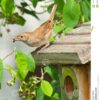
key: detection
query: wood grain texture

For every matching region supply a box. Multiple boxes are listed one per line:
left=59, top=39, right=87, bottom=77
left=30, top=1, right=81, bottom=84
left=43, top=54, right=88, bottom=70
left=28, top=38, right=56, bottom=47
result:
left=72, top=63, right=90, bottom=100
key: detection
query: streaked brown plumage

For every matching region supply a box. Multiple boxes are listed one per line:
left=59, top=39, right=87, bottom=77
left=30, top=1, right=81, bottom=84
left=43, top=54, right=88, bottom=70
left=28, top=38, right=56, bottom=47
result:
left=13, top=5, right=57, bottom=49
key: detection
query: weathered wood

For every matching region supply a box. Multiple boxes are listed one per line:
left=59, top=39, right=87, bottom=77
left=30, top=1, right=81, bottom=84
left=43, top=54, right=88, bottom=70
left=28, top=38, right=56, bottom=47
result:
left=33, top=44, right=90, bottom=64
left=72, top=63, right=90, bottom=100
left=67, top=26, right=91, bottom=35
left=32, top=22, right=91, bottom=64
left=54, top=34, right=90, bottom=44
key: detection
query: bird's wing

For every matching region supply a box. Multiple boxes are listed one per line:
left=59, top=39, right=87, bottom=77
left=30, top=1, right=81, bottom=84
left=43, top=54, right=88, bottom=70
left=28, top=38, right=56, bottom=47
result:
left=31, top=4, right=57, bottom=39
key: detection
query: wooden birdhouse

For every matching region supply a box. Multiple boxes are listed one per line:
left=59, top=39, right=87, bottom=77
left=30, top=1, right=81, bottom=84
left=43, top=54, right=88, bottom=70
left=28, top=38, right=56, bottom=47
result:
left=32, top=22, right=91, bottom=100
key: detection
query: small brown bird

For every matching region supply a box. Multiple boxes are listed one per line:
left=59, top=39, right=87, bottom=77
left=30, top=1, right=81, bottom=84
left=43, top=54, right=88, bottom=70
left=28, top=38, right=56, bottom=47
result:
left=13, top=4, right=57, bottom=51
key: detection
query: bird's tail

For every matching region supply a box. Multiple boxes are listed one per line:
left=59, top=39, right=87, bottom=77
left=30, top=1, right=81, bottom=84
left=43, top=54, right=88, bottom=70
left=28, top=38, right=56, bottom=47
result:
left=49, top=4, right=57, bottom=22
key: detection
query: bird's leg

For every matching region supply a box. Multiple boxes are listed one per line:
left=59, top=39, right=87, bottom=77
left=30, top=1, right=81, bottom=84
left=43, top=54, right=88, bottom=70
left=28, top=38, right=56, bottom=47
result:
left=32, top=45, right=45, bottom=54
left=32, top=42, right=51, bottom=54
left=39, top=42, right=50, bottom=51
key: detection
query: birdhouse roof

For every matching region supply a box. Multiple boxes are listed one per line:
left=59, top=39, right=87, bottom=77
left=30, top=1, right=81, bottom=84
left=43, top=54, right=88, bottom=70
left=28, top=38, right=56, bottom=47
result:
left=32, top=22, right=91, bottom=64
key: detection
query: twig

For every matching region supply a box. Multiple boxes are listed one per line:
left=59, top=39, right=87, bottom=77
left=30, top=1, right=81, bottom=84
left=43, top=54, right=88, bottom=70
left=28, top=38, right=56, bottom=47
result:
left=3, top=50, right=15, bottom=61
left=40, top=68, right=46, bottom=80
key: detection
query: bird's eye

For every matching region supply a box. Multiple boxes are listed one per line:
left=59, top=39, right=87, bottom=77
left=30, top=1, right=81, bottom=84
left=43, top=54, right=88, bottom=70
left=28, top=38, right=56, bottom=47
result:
left=20, top=36, right=23, bottom=38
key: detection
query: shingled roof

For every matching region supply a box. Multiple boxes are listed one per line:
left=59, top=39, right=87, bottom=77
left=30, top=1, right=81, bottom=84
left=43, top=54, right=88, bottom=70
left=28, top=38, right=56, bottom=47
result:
left=32, top=22, right=91, bottom=64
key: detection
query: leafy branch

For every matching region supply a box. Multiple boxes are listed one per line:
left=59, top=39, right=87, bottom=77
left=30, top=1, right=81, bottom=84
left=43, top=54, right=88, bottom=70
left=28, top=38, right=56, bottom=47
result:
left=0, top=49, right=60, bottom=100
left=0, top=0, right=91, bottom=37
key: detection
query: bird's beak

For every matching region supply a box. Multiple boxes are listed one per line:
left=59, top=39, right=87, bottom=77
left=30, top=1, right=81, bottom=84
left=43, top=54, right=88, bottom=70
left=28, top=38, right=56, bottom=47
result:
left=13, top=36, right=20, bottom=43
left=13, top=38, right=15, bottom=42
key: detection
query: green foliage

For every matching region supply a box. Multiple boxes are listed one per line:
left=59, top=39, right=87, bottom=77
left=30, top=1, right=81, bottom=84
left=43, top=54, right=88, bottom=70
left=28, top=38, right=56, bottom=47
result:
left=36, top=87, right=45, bottom=100
left=0, top=0, right=91, bottom=36
left=53, top=24, right=64, bottom=33
left=4, top=13, right=26, bottom=25
left=0, top=59, right=3, bottom=88
left=17, top=6, right=39, bottom=19
left=41, top=80, right=53, bottom=97
left=54, top=0, right=64, bottom=13
left=44, top=66, right=59, bottom=80
left=15, top=51, right=35, bottom=80
left=0, top=0, right=40, bottom=26
left=1, top=0, right=15, bottom=17
left=80, top=0, right=91, bottom=22
left=12, top=13, right=26, bottom=25
left=63, top=0, right=81, bottom=28
left=53, top=92, right=60, bottom=100
left=0, top=50, right=61, bottom=99
left=31, top=0, right=38, bottom=8
left=0, top=0, right=1, bottom=6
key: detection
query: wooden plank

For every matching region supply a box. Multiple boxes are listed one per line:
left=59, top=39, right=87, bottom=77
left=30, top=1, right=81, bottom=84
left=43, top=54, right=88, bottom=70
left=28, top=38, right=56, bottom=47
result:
left=54, top=34, right=90, bottom=44
left=33, top=53, right=81, bottom=64
left=67, top=25, right=91, bottom=35
left=37, top=44, right=90, bottom=54
left=32, top=44, right=90, bottom=64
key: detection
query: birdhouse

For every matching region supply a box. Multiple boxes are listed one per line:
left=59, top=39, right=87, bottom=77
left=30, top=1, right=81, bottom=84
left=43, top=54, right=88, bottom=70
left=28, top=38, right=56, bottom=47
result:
left=32, top=22, right=91, bottom=100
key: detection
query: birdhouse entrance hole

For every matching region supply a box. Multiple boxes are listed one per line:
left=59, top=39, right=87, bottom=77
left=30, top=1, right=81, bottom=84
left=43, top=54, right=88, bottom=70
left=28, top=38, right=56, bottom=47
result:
left=63, top=67, right=79, bottom=100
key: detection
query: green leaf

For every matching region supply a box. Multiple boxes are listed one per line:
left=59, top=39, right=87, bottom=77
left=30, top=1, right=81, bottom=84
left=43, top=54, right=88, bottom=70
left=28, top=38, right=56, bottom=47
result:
left=36, top=87, right=44, bottom=100
left=21, top=2, right=28, bottom=7
left=17, top=6, right=39, bottom=19
left=41, top=80, right=53, bottom=97
left=53, top=92, right=60, bottom=100
left=49, top=36, right=56, bottom=42
left=51, top=80, right=58, bottom=91
left=0, top=0, right=1, bottom=6
left=0, top=59, right=3, bottom=88
left=80, top=0, right=90, bottom=22
left=15, top=51, right=35, bottom=80
left=31, top=0, right=38, bottom=8
left=53, top=24, right=64, bottom=33
left=44, top=66, right=59, bottom=80
left=5, top=13, right=25, bottom=25
left=27, top=54, right=35, bottom=72
left=54, top=0, right=64, bottom=13
left=43, top=96, right=51, bottom=100
left=63, top=0, right=81, bottom=28
left=1, top=0, right=15, bottom=17
left=13, top=13, right=26, bottom=25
